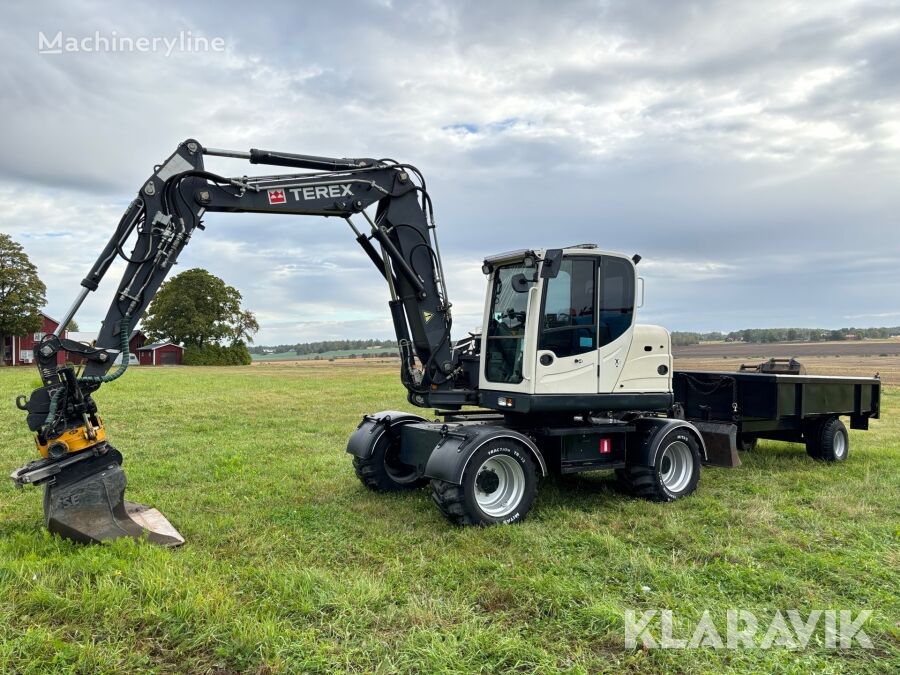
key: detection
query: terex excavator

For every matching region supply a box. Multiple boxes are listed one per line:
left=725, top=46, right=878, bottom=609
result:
left=10, top=140, right=881, bottom=545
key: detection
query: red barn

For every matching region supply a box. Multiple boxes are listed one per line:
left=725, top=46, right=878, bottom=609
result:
left=2, top=313, right=67, bottom=367
left=136, top=342, right=183, bottom=366
left=129, top=329, right=147, bottom=353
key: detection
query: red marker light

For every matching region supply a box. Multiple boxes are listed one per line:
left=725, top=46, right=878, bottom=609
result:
left=599, top=438, right=611, bottom=454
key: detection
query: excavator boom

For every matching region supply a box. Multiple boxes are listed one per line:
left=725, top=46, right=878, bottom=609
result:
left=12, top=139, right=475, bottom=546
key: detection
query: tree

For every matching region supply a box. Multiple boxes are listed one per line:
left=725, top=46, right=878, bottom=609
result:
left=0, top=233, right=47, bottom=340
left=231, top=309, right=259, bottom=345
left=142, top=268, right=257, bottom=348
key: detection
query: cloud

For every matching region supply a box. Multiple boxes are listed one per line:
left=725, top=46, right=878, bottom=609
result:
left=1, top=0, right=898, bottom=343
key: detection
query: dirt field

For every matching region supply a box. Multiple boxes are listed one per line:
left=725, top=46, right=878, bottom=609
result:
left=674, top=338, right=900, bottom=359
left=254, top=352, right=898, bottom=385
left=675, top=355, right=897, bottom=385
left=674, top=339, right=899, bottom=385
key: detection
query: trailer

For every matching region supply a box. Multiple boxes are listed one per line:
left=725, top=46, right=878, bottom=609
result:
left=674, top=370, right=881, bottom=466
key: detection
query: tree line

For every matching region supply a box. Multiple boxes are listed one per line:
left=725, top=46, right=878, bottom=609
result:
left=672, top=327, right=900, bottom=346
left=249, top=339, right=398, bottom=356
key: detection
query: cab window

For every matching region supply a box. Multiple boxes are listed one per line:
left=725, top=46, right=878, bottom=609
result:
left=484, top=263, right=535, bottom=383
left=538, top=258, right=596, bottom=358
left=598, top=256, right=634, bottom=346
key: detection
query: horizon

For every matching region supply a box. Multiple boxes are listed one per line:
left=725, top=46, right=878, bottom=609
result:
left=253, top=324, right=900, bottom=349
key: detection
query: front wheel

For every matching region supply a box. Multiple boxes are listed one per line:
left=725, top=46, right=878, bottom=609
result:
left=619, top=429, right=701, bottom=502
left=431, top=440, right=537, bottom=526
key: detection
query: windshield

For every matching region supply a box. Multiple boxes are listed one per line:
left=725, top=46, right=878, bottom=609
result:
left=485, top=263, right=535, bottom=383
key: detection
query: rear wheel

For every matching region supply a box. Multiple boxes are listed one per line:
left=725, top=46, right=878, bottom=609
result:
left=806, top=417, right=849, bottom=462
left=618, top=429, right=701, bottom=502
left=431, top=440, right=537, bottom=526
left=353, top=429, right=427, bottom=491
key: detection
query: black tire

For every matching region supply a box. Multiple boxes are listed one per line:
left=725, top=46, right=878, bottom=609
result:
left=431, top=440, right=538, bottom=526
left=805, top=417, right=849, bottom=462
left=738, top=435, right=757, bottom=452
left=618, top=428, right=701, bottom=502
left=352, top=429, right=428, bottom=492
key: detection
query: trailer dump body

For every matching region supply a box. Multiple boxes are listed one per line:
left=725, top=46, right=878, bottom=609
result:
left=674, top=371, right=881, bottom=441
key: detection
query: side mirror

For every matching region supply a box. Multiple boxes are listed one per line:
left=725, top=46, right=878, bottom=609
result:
left=511, top=273, right=532, bottom=293
left=540, top=249, right=563, bottom=279
left=637, top=277, right=645, bottom=308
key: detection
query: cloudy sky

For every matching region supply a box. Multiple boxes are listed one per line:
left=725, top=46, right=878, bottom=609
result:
left=2, top=0, right=899, bottom=344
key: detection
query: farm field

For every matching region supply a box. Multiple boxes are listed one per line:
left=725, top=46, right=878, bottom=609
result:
left=252, top=348, right=399, bottom=361
left=0, top=365, right=897, bottom=673
left=674, top=338, right=900, bottom=359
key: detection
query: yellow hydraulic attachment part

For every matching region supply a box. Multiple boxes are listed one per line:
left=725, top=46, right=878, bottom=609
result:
left=36, top=419, right=107, bottom=459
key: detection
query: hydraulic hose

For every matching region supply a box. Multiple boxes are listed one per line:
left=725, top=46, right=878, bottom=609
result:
left=41, top=388, right=65, bottom=436
left=41, top=317, right=132, bottom=436
left=78, top=314, right=132, bottom=385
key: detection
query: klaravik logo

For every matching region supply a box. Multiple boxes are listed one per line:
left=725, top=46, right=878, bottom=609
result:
left=624, top=609, right=873, bottom=650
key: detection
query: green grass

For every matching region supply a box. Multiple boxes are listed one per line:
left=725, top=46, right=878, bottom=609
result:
left=1, top=365, right=897, bottom=673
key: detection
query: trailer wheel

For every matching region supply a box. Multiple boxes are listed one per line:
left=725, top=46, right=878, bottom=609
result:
left=430, top=440, right=537, bottom=526
left=620, top=429, right=701, bottom=502
left=806, top=417, right=849, bottom=462
left=352, top=432, right=428, bottom=492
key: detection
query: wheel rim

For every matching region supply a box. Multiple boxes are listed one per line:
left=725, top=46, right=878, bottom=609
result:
left=474, top=454, right=525, bottom=518
left=833, top=431, right=847, bottom=458
left=659, top=441, right=693, bottom=494
left=383, top=439, right=419, bottom=484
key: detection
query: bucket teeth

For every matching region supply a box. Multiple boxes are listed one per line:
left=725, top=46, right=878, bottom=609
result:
left=38, top=445, right=184, bottom=547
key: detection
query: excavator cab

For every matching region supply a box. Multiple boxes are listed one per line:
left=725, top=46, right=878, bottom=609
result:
left=477, top=246, right=672, bottom=413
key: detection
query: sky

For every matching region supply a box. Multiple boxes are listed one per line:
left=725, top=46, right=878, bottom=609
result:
left=1, top=0, right=899, bottom=344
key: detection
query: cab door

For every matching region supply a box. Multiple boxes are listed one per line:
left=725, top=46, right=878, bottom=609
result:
left=596, top=256, right=636, bottom=393
left=534, top=257, right=598, bottom=395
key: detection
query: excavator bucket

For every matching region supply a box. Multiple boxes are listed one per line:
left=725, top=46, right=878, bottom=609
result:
left=12, top=446, right=184, bottom=547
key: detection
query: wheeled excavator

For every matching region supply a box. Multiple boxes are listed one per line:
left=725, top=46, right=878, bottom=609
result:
left=13, top=139, right=875, bottom=546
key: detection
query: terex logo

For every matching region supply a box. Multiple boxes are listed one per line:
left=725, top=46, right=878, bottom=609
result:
left=290, top=185, right=354, bottom=201
left=267, top=189, right=286, bottom=205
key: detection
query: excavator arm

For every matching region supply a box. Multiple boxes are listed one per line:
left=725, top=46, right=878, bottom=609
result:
left=11, top=139, right=477, bottom=545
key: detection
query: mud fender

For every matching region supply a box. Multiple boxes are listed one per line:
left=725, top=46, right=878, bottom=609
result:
left=424, top=425, right=548, bottom=484
left=346, top=410, right=428, bottom=459
left=627, top=418, right=707, bottom=467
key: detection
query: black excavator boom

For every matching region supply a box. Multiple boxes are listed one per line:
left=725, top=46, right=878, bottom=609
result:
left=12, top=139, right=475, bottom=546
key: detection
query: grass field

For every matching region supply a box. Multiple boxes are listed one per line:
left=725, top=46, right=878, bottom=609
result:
left=1, top=364, right=898, bottom=673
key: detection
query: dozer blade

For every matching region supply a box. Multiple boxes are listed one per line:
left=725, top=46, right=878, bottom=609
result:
left=31, top=446, right=183, bottom=547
